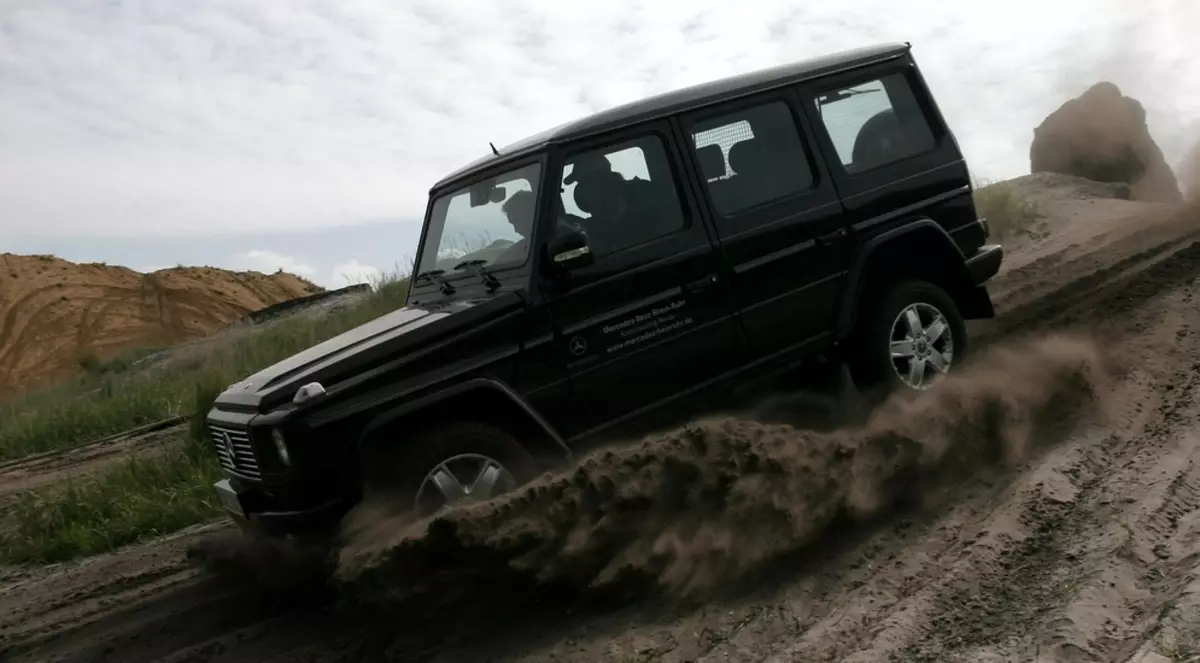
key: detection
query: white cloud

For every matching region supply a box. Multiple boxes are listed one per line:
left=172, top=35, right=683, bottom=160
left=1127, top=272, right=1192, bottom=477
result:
left=330, top=260, right=381, bottom=288
left=231, top=249, right=317, bottom=278
left=1, top=1, right=1197, bottom=241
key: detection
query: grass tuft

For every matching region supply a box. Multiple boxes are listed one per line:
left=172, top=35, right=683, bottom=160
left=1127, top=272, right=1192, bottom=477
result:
left=972, top=176, right=1043, bottom=240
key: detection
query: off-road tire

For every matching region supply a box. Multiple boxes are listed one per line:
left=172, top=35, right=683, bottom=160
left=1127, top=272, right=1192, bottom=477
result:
left=363, top=421, right=538, bottom=517
left=848, top=278, right=968, bottom=398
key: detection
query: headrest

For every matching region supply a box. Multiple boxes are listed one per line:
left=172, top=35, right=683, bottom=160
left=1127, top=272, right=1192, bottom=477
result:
left=727, top=139, right=773, bottom=176
left=694, top=144, right=727, bottom=180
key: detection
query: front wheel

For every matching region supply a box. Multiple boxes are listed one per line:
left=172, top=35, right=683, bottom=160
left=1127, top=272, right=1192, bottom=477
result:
left=848, top=279, right=968, bottom=395
left=363, top=421, right=538, bottom=518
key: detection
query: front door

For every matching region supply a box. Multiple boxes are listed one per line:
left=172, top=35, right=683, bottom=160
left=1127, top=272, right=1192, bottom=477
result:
left=539, top=124, right=742, bottom=441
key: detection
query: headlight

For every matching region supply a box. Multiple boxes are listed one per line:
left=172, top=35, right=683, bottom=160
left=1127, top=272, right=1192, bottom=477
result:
left=979, top=217, right=990, bottom=239
left=272, top=429, right=291, bottom=466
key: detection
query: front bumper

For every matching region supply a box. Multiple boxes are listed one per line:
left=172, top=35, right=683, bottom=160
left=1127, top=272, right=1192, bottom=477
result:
left=965, top=244, right=1004, bottom=285
left=213, top=477, right=348, bottom=539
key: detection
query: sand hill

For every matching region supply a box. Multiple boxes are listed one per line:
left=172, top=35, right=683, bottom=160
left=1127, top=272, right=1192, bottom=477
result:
left=0, top=254, right=322, bottom=397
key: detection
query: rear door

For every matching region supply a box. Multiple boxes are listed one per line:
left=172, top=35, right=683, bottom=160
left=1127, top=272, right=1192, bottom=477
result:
left=677, top=91, right=850, bottom=362
left=539, top=123, right=742, bottom=440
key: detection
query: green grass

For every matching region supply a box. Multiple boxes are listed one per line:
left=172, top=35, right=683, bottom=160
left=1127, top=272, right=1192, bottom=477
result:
left=0, top=274, right=411, bottom=462
left=0, top=434, right=224, bottom=565
left=76, top=346, right=166, bottom=377
left=0, top=386, right=227, bottom=565
left=972, top=176, right=1043, bottom=240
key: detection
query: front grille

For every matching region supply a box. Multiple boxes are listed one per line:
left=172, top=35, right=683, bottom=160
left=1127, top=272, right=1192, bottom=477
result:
left=209, top=425, right=262, bottom=479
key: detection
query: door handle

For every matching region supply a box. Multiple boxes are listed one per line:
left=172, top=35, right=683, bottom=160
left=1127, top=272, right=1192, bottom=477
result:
left=816, top=228, right=849, bottom=246
left=685, top=274, right=720, bottom=292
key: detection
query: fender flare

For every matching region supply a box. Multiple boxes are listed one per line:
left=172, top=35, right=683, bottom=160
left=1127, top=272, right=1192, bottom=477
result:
left=355, top=377, right=574, bottom=462
left=834, top=218, right=970, bottom=338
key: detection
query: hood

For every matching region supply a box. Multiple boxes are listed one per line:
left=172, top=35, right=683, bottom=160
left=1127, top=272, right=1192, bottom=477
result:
left=214, top=293, right=523, bottom=413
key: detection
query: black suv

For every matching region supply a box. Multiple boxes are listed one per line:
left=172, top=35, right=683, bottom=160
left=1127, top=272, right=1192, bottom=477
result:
left=206, top=42, right=1003, bottom=539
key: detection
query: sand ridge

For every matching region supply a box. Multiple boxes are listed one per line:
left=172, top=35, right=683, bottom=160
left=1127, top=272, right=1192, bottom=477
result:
left=0, top=254, right=321, bottom=397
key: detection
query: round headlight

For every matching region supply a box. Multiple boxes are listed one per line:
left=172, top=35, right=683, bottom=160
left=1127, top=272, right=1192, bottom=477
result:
left=272, top=429, right=291, bottom=466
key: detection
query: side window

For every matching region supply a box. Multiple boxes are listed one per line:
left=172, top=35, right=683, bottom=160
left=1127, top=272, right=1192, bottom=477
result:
left=559, top=134, right=687, bottom=257
left=815, top=72, right=936, bottom=174
left=690, top=101, right=815, bottom=216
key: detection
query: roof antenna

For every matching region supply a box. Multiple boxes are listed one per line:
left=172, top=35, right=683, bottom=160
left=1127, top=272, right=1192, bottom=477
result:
left=489, top=142, right=500, bottom=156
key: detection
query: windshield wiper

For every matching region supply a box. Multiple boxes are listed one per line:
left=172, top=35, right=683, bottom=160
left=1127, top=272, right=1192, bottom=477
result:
left=414, top=269, right=456, bottom=295
left=453, top=259, right=502, bottom=292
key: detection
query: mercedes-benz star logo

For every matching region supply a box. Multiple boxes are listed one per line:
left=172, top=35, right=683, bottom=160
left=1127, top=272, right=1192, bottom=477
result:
left=222, top=431, right=238, bottom=468
left=568, top=336, right=588, bottom=357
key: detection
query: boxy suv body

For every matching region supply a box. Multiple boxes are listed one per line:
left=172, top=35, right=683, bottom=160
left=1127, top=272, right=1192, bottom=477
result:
left=206, top=43, right=1003, bottom=537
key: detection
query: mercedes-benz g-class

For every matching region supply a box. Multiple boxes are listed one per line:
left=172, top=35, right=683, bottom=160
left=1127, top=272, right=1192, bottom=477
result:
left=206, top=42, right=1003, bottom=540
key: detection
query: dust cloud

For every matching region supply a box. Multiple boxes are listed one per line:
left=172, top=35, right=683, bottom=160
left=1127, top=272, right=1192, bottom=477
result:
left=1182, top=138, right=1200, bottom=203
left=335, top=333, right=1118, bottom=611
left=187, top=528, right=335, bottom=600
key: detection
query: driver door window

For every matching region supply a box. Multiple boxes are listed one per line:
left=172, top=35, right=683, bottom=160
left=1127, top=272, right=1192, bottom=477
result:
left=540, top=126, right=741, bottom=440
left=557, top=135, right=687, bottom=258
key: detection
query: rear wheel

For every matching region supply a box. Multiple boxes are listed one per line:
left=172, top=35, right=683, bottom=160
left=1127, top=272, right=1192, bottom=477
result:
left=364, top=421, right=538, bottom=518
left=848, top=279, right=967, bottom=396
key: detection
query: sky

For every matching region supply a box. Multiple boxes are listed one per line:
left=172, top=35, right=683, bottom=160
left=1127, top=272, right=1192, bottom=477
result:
left=2, top=0, right=1197, bottom=288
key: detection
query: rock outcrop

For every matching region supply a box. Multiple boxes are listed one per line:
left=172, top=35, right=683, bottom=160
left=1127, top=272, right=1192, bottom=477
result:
left=1030, top=82, right=1182, bottom=204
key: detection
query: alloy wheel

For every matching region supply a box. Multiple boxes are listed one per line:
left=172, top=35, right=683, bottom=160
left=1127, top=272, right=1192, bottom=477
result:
left=414, top=453, right=518, bottom=515
left=888, top=302, right=955, bottom=390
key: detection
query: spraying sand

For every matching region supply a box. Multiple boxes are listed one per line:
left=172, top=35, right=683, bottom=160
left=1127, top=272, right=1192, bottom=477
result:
left=336, top=335, right=1116, bottom=606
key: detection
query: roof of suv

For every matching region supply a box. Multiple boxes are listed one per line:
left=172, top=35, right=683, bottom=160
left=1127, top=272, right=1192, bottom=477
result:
left=431, top=42, right=912, bottom=191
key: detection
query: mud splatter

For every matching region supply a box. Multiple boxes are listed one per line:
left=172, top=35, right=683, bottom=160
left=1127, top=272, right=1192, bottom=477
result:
left=336, top=334, right=1118, bottom=611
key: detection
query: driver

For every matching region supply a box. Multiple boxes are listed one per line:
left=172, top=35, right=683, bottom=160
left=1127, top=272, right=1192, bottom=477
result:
left=495, top=189, right=536, bottom=264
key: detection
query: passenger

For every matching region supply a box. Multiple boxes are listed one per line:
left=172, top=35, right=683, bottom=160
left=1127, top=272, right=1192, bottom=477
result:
left=564, top=154, right=626, bottom=253
left=565, top=153, right=664, bottom=252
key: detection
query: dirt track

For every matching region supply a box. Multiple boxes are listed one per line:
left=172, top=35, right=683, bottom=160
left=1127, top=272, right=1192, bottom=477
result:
left=4, top=176, right=1200, bottom=662
left=0, top=418, right=186, bottom=508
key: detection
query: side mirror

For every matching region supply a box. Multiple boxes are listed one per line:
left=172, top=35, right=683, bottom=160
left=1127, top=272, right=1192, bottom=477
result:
left=545, top=230, right=594, bottom=271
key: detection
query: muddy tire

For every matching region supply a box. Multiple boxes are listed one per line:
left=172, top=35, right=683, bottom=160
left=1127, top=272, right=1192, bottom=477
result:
left=363, top=421, right=538, bottom=518
left=848, top=279, right=967, bottom=397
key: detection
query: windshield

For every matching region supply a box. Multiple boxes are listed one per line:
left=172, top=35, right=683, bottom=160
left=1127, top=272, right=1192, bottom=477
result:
left=415, top=161, right=542, bottom=277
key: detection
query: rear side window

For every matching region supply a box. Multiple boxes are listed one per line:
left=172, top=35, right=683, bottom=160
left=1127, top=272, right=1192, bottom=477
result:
left=559, top=134, right=687, bottom=257
left=690, top=101, right=815, bottom=216
left=815, top=73, right=936, bottom=173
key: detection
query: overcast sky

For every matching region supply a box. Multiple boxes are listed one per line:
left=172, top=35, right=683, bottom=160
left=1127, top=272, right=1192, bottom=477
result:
left=2, top=0, right=1197, bottom=288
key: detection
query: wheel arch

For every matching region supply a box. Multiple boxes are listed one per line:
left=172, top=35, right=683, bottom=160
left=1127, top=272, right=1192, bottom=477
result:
left=835, top=218, right=993, bottom=340
left=355, top=379, right=574, bottom=473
